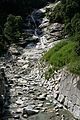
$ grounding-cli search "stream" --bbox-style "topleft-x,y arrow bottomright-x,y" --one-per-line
0,2 -> 77,120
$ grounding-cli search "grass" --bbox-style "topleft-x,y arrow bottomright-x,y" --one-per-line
41,40 -> 80,76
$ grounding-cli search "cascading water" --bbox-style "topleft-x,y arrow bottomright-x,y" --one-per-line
31,10 -> 39,37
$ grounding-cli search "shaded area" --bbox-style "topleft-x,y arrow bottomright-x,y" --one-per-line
77,80 -> 80,90
0,68 -> 13,120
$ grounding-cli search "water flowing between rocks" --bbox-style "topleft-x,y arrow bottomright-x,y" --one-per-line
0,2 -> 77,120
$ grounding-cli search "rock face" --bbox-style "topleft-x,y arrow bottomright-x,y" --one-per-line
57,70 -> 80,119
42,65 -> 80,119
0,1 -> 78,120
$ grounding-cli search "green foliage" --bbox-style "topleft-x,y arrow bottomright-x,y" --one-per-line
47,0 -> 80,56
4,14 -> 23,43
47,3 -> 63,23
41,0 -> 80,76
41,41 -> 80,75
64,23 -> 72,35
68,59 -> 80,75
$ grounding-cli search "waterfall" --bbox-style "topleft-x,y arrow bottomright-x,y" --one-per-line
31,10 -> 39,37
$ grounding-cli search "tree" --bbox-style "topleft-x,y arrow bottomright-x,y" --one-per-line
4,14 -> 24,43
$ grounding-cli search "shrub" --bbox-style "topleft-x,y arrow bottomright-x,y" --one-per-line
0,40 -> 5,55
48,3 -> 64,23
65,22 -> 72,35
41,41 -> 80,75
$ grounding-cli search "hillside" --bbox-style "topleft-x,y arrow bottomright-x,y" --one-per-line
42,0 -> 80,75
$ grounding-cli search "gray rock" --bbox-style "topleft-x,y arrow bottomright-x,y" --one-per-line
53,92 -> 58,99
16,108 -> 23,113
64,97 -> 68,107
55,84 -> 59,91
16,99 -> 23,105
57,104 -> 63,109
23,107 -> 39,116
38,93 -> 47,101
57,94 -> 64,103
49,23 -> 63,33
14,115 -> 20,119
73,105 -> 80,119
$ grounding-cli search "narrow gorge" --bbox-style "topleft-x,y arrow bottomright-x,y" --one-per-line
0,1 -> 80,120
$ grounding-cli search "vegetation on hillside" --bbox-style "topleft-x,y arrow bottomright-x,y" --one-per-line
41,41 -> 80,78
0,0 -> 47,56
42,0 -> 80,76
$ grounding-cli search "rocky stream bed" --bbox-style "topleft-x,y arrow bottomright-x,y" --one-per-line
0,1 -> 78,120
